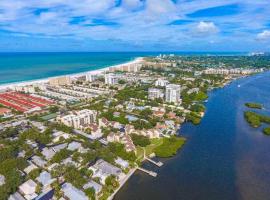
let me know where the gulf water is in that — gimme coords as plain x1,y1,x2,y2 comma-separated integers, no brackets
0,52,245,85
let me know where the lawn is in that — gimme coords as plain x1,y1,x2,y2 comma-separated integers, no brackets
136,137,186,160
154,136,186,158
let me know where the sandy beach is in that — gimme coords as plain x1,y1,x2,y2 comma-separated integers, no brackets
0,57,143,91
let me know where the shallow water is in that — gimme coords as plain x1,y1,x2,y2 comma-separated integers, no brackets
0,52,148,85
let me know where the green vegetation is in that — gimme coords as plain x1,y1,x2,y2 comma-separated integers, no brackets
244,111,261,127
108,143,136,162
27,168,42,179
244,111,270,128
154,136,186,158
51,149,72,163
115,85,148,101
131,118,157,130
186,112,202,125
100,111,129,125
263,127,270,136
48,106,59,113
20,128,52,145
105,175,119,189
0,156,27,200
245,102,263,109
50,123,73,133
0,128,19,139
85,187,96,200
190,104,206,113
131,134,150,147
182,91,208,105
63,165,88,188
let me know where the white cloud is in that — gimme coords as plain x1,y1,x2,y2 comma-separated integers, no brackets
146,0,176,15
257,30,270,40
0,0,269,51
193,21,219,36
122,0,143,10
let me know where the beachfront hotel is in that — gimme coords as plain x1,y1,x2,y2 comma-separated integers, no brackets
49,76,72,86
86,73,99,82
105,73,120,85
165,84,181,103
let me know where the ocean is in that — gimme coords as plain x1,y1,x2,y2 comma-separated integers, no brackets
0,52,148,85
0,52,246,85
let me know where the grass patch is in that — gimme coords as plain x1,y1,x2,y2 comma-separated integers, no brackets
154,136,186,158
145,138,164,156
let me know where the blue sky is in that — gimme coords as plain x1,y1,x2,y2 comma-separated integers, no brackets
0,0,269,52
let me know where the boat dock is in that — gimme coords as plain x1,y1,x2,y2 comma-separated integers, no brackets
137,167,157,177
145,157,163,167
143,148,163,167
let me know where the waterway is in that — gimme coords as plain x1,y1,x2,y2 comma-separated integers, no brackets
115,71,270,200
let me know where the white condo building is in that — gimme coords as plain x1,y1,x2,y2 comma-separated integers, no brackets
86,73,98,82
165,84,181,103
148,88,164,100
49,76,71,86
155,79,169,87
59,109,97,130
105,73,120,85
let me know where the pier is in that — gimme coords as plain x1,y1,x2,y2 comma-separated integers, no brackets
137,167,157,177
145,157,163,167
143,148,163,167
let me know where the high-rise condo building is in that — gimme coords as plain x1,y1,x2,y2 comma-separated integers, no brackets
165,84,181,103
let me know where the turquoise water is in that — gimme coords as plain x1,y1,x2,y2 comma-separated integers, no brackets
0,52,152,85
0,52,246,85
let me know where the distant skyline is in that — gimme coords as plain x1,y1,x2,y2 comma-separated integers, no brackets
0,0,270,52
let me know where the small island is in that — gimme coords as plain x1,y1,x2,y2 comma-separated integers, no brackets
244,111,270,128
263,127,270,136
244,109,270,136
245,102,263,109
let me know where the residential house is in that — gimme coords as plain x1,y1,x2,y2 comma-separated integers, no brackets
83,180,102,194
8,192,25,200
115,157,129,169
52,131,71,143
19,179,37,200
41,148,56,161
67,142,82,151
36,171,55,189
89,159,123,185
121,134,136,152
31,156,47,168
23,163,38,174
62,183,88,200
88,123,103,139
107,133,121,143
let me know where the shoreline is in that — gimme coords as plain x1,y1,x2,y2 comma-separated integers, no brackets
0,57,143,90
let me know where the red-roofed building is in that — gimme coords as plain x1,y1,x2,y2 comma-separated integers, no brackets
0,108,11,116
0,92,53,113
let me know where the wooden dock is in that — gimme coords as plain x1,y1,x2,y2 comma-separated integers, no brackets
143,148,163,167
137,167,157,177
145,157,163,167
